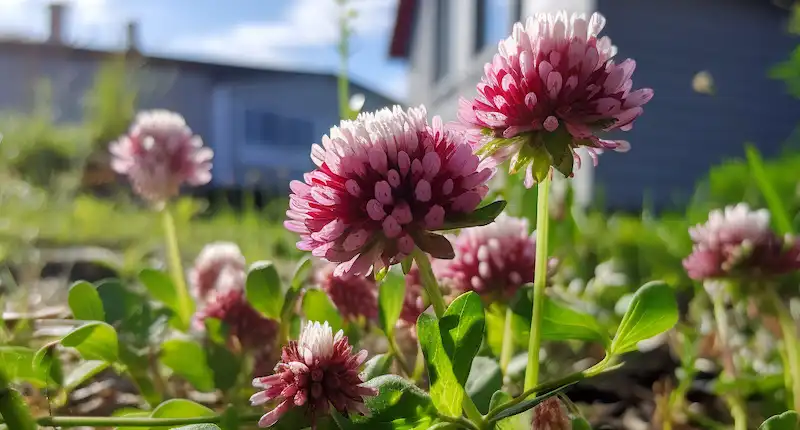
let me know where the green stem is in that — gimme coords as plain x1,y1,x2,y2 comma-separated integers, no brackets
727,397,748,430
767,287,800,412
485,355,610,422
437,413,481,430
388,334,414,377
161,205,193,329
710,291,747,430
411,247,483,425
0,413,264,428
412,248,446,318
499,306,515,375
524,173,551,391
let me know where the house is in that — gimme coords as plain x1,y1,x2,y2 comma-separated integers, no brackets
0,3,398,193
389,0,800,211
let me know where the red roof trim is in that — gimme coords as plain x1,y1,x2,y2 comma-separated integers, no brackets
389,0,416,58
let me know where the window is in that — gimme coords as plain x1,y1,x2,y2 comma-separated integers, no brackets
433,0,451,82
244,109,314,149
474,0,512,53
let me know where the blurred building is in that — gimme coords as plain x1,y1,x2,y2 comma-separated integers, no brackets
0,3,397,193
389,0,800,211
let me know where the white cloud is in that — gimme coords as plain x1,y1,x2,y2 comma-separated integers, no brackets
167,0,398,65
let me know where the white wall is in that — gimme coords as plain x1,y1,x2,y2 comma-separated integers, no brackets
407,0,598,208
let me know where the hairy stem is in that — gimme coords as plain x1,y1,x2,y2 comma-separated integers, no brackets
161,206,193,330
767,287,800,412
412,248,446,318
499,306,515,375
0,413,264,428
524,173,551,391
711,292,747,430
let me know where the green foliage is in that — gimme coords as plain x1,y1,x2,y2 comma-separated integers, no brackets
302,289,343,333
541,296,611,349
487,384,574,423
417,313,467,417
245,261,284,320
63,360,109,392
465,357,502,414
488,391,526,430
363,353,394,381
0,367,38,430
610,281,678,355
745,144,793,235
438,200,507,231
354,375,436,428
760,411,800,430
440,292,486,385
160,338,215,392
68,280,106,321
61,321,119,363
378,271,406,337
83,54,138,149
0,346,53,387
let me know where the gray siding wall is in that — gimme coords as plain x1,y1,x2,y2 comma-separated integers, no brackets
0,49,213,139
0,46,396,192
209,73,397,190
596,0,800,210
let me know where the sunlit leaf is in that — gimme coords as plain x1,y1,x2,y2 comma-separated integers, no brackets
161,338,215,392
378,271,406,337
363,353,393,381
610,281,678,355
68,281,105,321
246,261,284,320
760,411,800,430
63,360,109,392
438,200,507,231
61,321,119,363
417,313,465,417
542,297,611,349
290,255,312,291
440,292,485,385
139,268,190,330
302,289,343,333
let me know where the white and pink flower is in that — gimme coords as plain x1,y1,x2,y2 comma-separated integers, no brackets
251,321,377,428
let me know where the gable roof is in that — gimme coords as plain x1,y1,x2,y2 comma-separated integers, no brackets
0,38,399,105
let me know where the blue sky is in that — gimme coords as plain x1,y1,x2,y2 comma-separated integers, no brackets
0,0,408,100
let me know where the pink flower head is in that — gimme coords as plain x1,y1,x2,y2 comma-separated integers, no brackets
190,242,247,301
285,105,494,277
196,288,278,352
532,397,571,430
110,109,213,202
683,204,800,281
437,214,542,299
457,12,653,187
251,321,377,428
316,263,378,322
